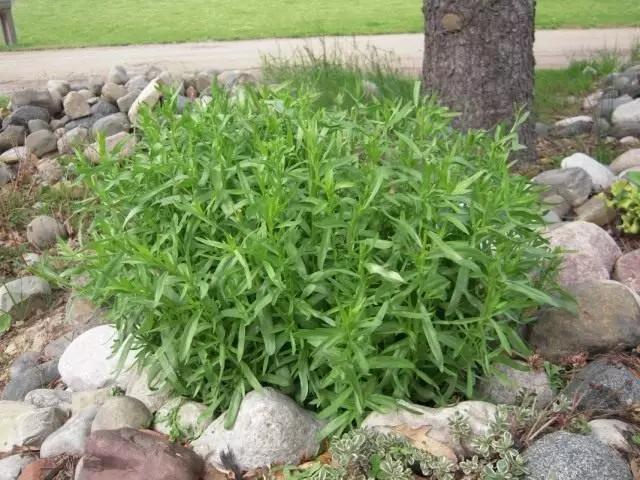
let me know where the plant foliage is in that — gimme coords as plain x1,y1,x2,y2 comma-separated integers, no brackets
604,173,640,234
49,80,564,437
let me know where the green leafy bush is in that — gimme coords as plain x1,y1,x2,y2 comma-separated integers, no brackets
51,81,563,437
604,173,640,233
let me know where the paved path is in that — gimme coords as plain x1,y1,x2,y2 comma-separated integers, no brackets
1,28,640,92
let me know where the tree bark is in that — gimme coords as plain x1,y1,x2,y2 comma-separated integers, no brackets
422,0,536,163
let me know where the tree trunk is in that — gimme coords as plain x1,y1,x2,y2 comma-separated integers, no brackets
422,0,536,163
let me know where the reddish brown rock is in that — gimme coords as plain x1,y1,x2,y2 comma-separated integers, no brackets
76,428,203,480
614,249,640,292
18,458,58,480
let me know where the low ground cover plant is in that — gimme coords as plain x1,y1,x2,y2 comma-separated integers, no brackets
49,79,566,437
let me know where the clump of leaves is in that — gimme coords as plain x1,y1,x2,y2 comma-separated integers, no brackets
604,173,640,234
47,79,566,437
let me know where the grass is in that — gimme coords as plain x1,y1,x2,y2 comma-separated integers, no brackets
4,0,640,50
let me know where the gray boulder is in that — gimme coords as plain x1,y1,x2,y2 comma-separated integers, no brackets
64,113,105,131
2,105,50,129
478,363,554,408
0,454,37,480
610,121,640,139
1,360,59,401
117,89,142,113
101,83,127,103
527,280,640,361
25,130,57,157
192,388,323,470
27,119,51,134
40,406,99,458
532,168,592,207
10,89,60,115
523,431,632,480
563,359,640,410
24,389,72,414
107,65,129,85
91,113,130,140
0,125,25,153
0,163,14,186
26,215,67,249
596,95,633,121
88,75,104,96
91,100,119,116
91,396,152,432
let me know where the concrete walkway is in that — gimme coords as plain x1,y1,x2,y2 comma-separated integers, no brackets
1,28,640,91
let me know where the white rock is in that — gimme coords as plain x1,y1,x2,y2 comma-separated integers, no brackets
125,368,171,413
610,148,640,175
192,388,323,470
620,136,640,146
71,388,112,414
0,146,29,165
588,419,634,453
0,454,37,480
128,72,179,125
40,406,98,458
26,215,67,249
612,98,640,125
560,153,616,191
0,402,37,453
362,400,497,457
553,115,594,128
153,398,211,439
63,92,91,120
583,91,604,110
58,325,136,392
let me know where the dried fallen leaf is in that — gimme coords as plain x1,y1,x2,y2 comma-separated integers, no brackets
390,425,458,463
630,456,640,480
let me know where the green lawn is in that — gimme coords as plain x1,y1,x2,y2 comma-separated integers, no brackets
5,0,640,50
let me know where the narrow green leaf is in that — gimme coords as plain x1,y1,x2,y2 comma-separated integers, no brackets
365,263,405,283
368,356,415,370
420,308,444,371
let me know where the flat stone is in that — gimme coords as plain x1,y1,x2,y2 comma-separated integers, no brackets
589,419,635,453
527,280,640,361
57,127,89,155
153,398,210,440
0,125,26,153
362,400,497,458
58,325,135,392
107,65,129,86
25,130,57,158
574,195,617,226
612,98,640,125
83,132,137,164
9,405,67,450
24,389,72,414
560,153,616,191
77,429,203,480
1,361,59,401
523,431,632,480
610,148,640,174
0,454,37,480
26,216,67,249
3,106,50,129
40,406,99,458
101,83,127,104
192,388,323,470
71,388,112,414
91,396,151,432
532,168,593,207
10,89,60,115
63,92,91,120
0,276,52,322
614,249,640,292
91,113,130,140
477,363,554,408
0,402,37,453
125,369,171,413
